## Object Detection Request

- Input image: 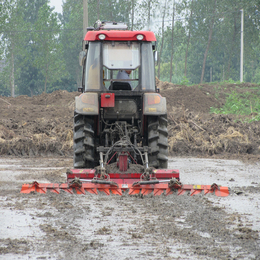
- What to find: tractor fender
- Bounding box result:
[143,93,167,115]
[75,92,99,115]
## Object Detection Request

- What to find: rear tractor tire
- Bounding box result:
[148,115,168,169]
[73,113,96,168]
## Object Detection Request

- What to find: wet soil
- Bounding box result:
[0,157,259,259]
[0,80,260,259]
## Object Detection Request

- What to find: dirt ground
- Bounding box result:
[0,80,260,259]
[0,157,259,259]
[1,80,260,162]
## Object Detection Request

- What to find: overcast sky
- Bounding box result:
[49,0,63,13]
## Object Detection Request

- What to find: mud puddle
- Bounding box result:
[169,157,260,231]
[0,157,259,259]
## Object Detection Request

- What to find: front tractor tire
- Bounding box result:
[148,115,168,169]
[73,113,96,168]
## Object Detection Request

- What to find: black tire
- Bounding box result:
[147,115,168,169]
[73,113,96,168]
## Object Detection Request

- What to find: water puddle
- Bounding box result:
[0,209,43,240]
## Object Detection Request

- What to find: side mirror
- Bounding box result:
[79,51,86,66]
[78,87,83,93]
[154,51,158,65]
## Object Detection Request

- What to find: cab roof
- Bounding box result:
[84,30,156,42]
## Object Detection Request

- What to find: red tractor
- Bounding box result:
[20,21,229,197]
[75,21,168,172]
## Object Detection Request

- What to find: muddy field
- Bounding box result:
[0,157,259,259]
[0,80,260,259]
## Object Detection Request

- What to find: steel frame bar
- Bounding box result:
[66,168,180,181]
[20,181,229,197]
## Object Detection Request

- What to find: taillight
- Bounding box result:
[147,94,161,105]
[80,93,95,104]
[143,93,167,115]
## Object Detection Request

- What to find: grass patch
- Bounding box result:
[219,79,241,85]
[210,91,260,122]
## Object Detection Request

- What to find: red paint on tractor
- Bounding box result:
[84,30,156,42]
[101,93,115,107]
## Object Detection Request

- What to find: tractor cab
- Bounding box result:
[75,21,168,171]
[79,21,157,92]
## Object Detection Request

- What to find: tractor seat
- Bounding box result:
[109,82,132,90]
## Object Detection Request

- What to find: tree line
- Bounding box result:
[0,0,259,97]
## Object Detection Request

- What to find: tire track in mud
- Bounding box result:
[1,191,259,259]
[0,157,259,260]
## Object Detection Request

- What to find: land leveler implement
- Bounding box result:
[20,21,229,197]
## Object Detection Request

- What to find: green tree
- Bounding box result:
[61,0,83,88]
[156,22,186,83]
[16,0,49,96]
[157,0,168,79]
[0,1,9,57]
[88,0,131,25]
[0,0,30,96]
[33,3,63,93]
